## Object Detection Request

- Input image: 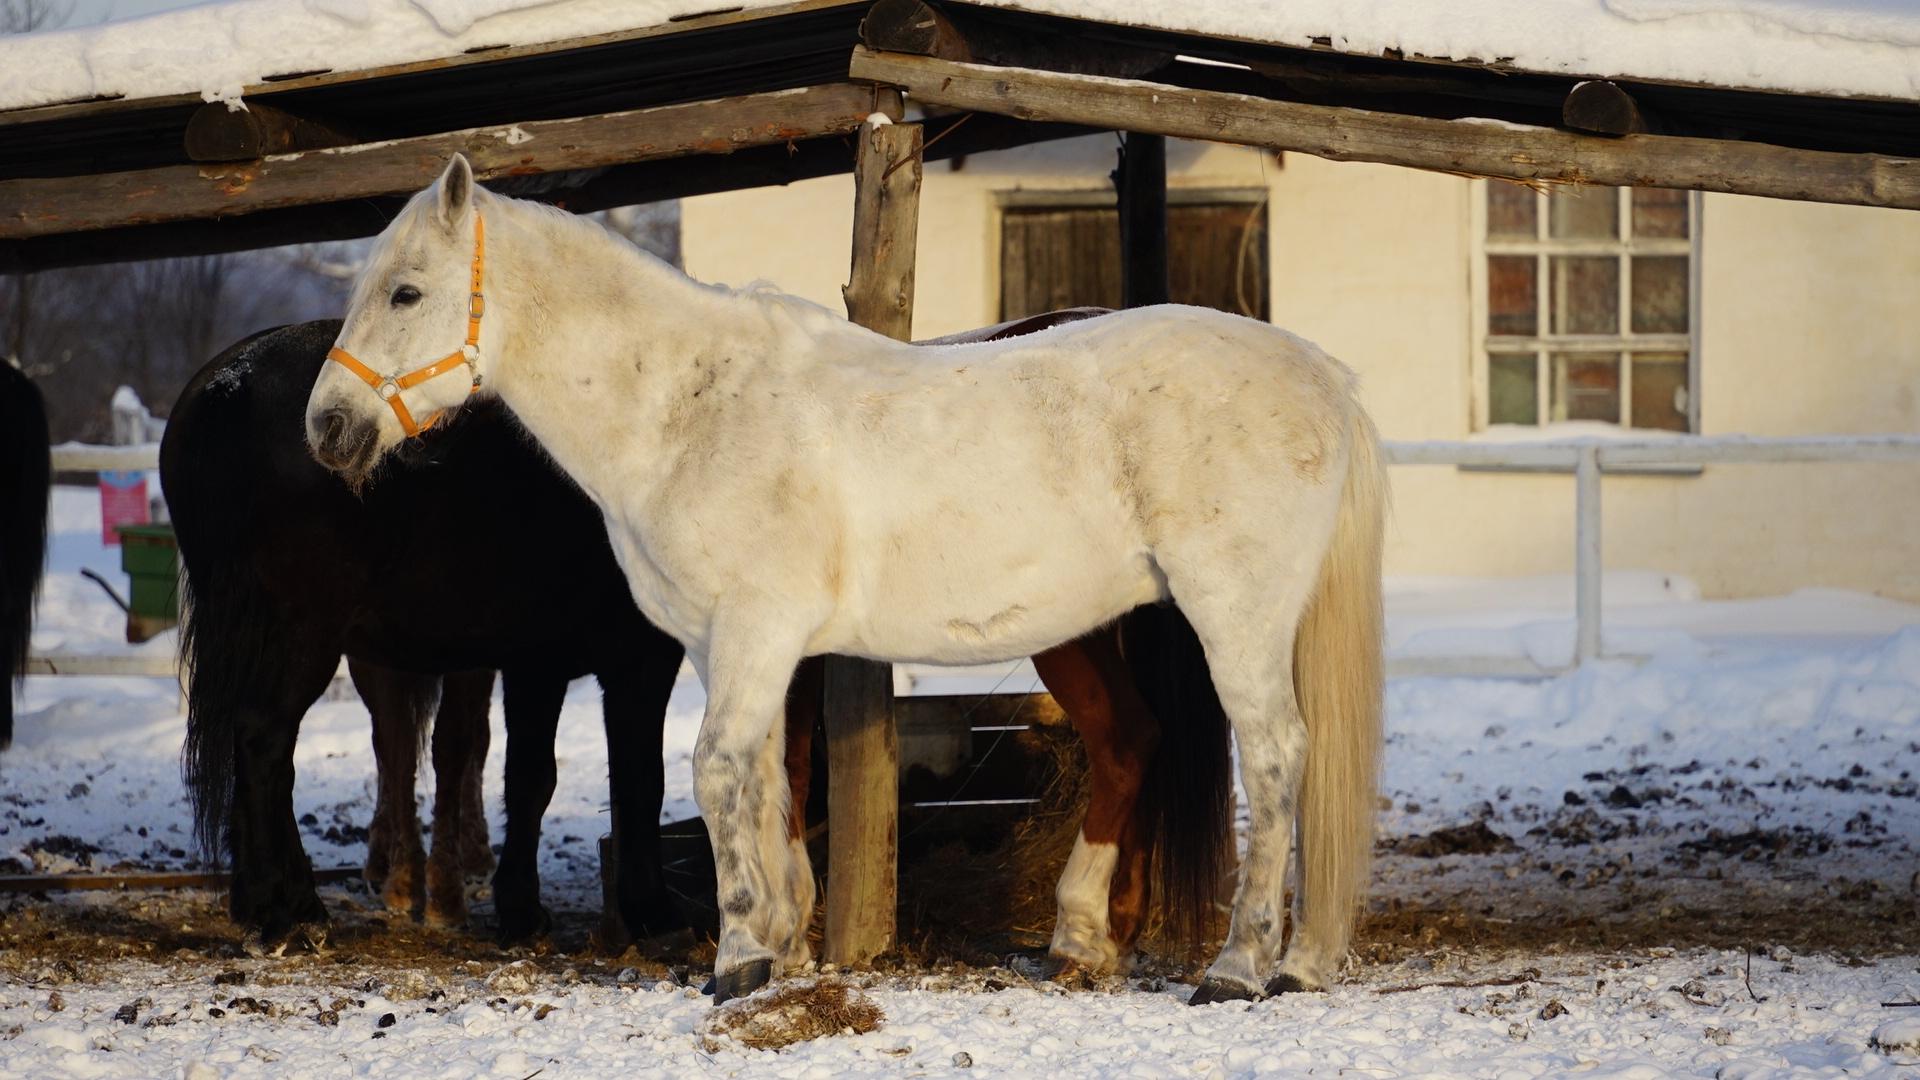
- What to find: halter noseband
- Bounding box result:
[327,212,487,437]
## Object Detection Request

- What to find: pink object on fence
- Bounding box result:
[99,470,148,545]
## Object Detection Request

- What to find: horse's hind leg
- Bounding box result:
[493,669,566,944]
[426,669,495,929]
[1033,630,1158,975]
[1162,571,1315,1006]
[352,658,437,920]
[228,644,344,954]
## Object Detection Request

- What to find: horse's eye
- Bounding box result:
[391,285,422,307]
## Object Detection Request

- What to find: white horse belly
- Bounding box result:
[839,481,1161,664]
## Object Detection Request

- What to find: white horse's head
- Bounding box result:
[306,155,499,485]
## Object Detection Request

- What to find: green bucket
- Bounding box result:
[116,522,179,643]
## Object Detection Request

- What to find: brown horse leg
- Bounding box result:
[426,669,495,929]
[784,657,823,846]
[352,658,436,919]
[771,656,825,966]
[1032,628,1160,972]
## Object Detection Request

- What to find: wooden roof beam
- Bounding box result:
[850,47,1920,210]
[0,109,1094,272]
[0,83,899,241]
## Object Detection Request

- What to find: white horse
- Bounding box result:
[306,155,1385,1005]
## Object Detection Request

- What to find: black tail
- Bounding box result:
[163,325,295,858]
[1121,602,1234,959]
[1,363,51,750]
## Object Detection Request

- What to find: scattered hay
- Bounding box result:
[700,976,884,1052]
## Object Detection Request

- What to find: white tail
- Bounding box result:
[1290,408,1386,975]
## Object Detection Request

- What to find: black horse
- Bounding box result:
[2,361,51,750]
[163,320,689,951]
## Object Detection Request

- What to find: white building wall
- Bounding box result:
[681,136,1920,600]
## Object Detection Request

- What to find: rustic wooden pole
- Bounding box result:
[850,47,1920,211]
[0,84,895,241]
[822,113,921,967]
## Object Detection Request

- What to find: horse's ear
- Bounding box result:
[436,154,474,230]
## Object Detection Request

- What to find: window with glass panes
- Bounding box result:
[1482,183,1695,431]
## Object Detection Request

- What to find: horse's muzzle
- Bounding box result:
[308,407,378,480]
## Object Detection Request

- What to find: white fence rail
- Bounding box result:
[1382,434,1920,671]
[28,435,1920,682]
[33,443,166,678]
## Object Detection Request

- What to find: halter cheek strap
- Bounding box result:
[327,212,487,437]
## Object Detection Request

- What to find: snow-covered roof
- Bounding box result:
[2,0,1919,118]
[0,0,799,114]
[987,0,1920,102]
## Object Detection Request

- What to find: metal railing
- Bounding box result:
[27,435,1920,681]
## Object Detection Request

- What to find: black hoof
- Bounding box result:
[1188,976,1261,1006]
[1265,973,1320,996]
[710,959,774,1006]
[495,903,553,947]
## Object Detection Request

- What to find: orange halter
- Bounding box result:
[327,212,487,437]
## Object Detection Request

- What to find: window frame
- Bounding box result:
[1468,182,1704,433]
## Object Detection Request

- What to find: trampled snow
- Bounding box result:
[3,0,1920,116]
[3,485,1917,1076]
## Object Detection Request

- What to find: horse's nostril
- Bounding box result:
[321,410,347,448]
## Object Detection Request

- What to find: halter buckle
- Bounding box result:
[469,291,486,319]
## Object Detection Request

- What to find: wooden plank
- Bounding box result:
[0,0,869,129]
[0,83,896,240]
[821,117,922,968]
[850,48,1920,210]
[23,654,177,677]
[0,867,362,893]
[185,101,362,162]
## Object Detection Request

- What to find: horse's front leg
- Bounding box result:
[598,628,685,943]
[770,656,826,970]
[493,669,566,945]
[694,617,811,1004]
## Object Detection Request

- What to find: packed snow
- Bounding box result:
[2,484,1917,1077]
[5,0,1920,117]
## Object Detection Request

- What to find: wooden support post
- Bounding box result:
[822,113,920,967]
[1113,132,1168,308]
[842,112,922,337]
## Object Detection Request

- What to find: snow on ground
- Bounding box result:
[3,484,1918,1077]
[5,0,1920,116]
